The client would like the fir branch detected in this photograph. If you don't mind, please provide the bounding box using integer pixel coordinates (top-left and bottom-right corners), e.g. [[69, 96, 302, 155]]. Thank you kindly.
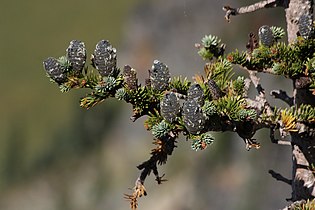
[[43, 23, 315, 209]]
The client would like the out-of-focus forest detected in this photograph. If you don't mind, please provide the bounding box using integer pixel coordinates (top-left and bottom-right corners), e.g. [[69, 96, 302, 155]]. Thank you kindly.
[[0, 0, 294, 209]]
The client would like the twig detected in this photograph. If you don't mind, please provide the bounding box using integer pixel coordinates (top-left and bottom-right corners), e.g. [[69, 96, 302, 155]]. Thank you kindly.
[[237, 64, 278, 75], [124, 178, 147, 210], [223, 0, 285, 22], [244, 138, 261, 150], [125, 134, 176, 209], [270, 89, 294, 106], [247, 70, 273, 118]]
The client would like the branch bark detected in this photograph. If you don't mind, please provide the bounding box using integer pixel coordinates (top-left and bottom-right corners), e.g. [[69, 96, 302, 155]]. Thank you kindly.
[[223, 0, 285, 22]]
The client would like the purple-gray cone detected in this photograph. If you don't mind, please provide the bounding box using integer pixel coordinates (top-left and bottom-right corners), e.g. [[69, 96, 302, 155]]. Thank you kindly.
[[160, 92, 180, 123], [187, 84, 204, 106], [92, 40, 117, 77], [149, 60, 170, 91], [66, 40, 86, 74], [43, 57, 67, 84], [182, 99, 205, 134], [299, 14, 314, 39], [258, 25, 274, 47]]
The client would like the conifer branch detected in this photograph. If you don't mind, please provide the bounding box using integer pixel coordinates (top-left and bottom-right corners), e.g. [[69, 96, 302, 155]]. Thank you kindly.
[[43, 17, 315, 209]]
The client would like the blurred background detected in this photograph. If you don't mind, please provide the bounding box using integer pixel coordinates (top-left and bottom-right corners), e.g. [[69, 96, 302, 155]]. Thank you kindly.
[[0, 0, 293, 209]]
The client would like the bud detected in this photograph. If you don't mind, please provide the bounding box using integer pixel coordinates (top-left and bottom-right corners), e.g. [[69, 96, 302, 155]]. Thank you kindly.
[[160, 92, 181, 123], [191, 133, 214, 151], [66, 40, 86, 74], [149, 60, 170, 91], [92, 40, 117, 77], [43, 57, 67, 84], [151, 120, 170, 138], [115, 88, 127, 100], [258, 25, 274, 47]]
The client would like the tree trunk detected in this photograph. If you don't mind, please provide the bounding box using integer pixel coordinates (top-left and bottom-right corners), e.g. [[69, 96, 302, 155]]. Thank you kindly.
[[285, 0, 315, 201]]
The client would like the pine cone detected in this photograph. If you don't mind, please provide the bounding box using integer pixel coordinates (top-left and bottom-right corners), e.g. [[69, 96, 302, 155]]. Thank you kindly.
[[182, 99, 205, 134], [299, 14, 314, 39], [149, 60, 171, 91], [258, 25, 274, 47], [123, 65, 138, 90], [43, 57, 67, 84], [92, 40, 117, 77], [66, 40, 86, 75], [187, 84, 204, 106], [207, 79, 224, 100], [160, 92, 181, 123]]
